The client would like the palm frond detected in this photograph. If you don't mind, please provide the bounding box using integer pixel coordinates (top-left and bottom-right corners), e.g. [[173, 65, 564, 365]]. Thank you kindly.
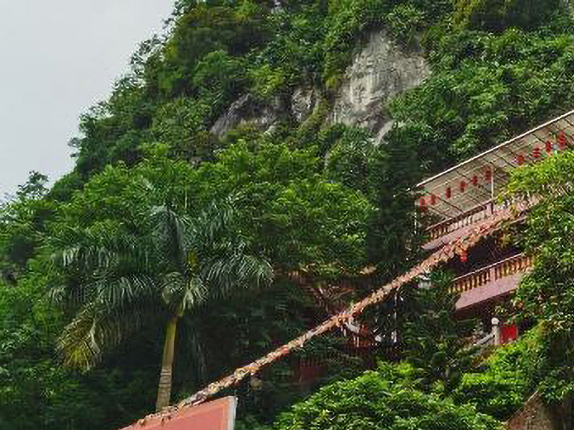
[[51, 225, 150, 273], [160, 270, 209, 314], [152, 205, 191, 272], [189, 197, 237, 252], [201, 253, 273, 300], [183, 276, 208, 311], [49, 281, 95, 310], [58, 296, 162, 369], [93, 274, 158, 310], [160, 271, 187, 311], [57, 303, 105, 369], [52, 193, 272, 374]]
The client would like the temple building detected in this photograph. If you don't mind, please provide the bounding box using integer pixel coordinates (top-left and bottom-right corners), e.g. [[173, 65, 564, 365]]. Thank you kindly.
[[416, 110, 574, 343]]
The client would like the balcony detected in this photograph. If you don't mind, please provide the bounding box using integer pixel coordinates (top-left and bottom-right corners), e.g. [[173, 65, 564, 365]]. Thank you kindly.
[[450, 253, 533, 310], [424, 200, 505, 250]]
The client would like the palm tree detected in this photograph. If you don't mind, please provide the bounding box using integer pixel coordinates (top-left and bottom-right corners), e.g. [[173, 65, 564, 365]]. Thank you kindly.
[[50, 199, 273, 411]]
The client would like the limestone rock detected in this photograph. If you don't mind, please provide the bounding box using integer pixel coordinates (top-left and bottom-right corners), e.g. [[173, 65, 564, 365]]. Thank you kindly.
[[291, 87, 318, 123], [331, 31, 430, 144], [212, 31, 429, 141], [210, 94, 283, 138]]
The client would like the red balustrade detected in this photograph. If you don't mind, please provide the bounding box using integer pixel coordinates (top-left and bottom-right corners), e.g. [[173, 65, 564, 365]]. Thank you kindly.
[[450, 254, 533, 298]]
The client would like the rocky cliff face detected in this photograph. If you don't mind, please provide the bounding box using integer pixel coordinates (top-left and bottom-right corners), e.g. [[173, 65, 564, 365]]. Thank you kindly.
[[212, 30, 430, 141], [330, 31, 430, 144], [210, 94, 285, 138]]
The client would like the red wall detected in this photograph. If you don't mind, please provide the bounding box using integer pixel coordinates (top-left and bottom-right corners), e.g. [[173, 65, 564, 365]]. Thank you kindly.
[[122, 397, 237, 430]]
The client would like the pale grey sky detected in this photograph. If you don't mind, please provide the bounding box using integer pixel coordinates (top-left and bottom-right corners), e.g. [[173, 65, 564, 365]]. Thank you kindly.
[[0, 0, 174, 197]]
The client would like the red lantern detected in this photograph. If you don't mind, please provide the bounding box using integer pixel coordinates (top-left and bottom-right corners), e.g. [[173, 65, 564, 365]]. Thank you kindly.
[[533, 147, 541, 159], [558, 131, 568, 150], [446, 187, 452, 199], [459, 181, 467, 192], [546, 141, 553, 154], [516, 154, 525, 165], [460, 250, 468, 263], [472, 175, 479, 186], [484, 169, 492, 182], [419, 197, 427, 212], [430, 194, 437, 205]]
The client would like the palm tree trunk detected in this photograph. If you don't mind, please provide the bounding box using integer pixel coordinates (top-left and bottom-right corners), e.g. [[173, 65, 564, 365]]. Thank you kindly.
[[156, 315, 179, 411]]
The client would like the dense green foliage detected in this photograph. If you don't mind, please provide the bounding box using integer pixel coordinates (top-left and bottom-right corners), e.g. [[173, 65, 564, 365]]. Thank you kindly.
[[400, 273, 476, 393], [504, 150, 574, 427], [0, 271, 158, 430], [3, 0, 574, 428], [453, 335, 536, 421], [454, 0, 561, 31], [272, 364, 500, 430]]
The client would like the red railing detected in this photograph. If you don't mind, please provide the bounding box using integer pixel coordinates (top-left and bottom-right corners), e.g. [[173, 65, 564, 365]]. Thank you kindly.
[[424, 195, 541, 244], [426, 200, 498, 242], [450, 253, 533, 295]]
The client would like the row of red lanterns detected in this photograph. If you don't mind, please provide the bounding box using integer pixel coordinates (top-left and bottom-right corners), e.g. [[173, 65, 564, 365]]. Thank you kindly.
[[518, 131, 568, 164], [419, 167, 493, 210], [419, 131, 569, 211]]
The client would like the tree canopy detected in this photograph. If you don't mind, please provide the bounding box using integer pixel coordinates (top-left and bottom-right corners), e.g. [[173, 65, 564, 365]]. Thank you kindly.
[[3, 0, 574, 428]]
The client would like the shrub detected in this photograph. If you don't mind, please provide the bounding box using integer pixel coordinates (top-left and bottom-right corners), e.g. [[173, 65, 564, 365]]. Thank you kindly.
[[453, 336, 537, 420], [386, 4, 427, 46], [454, 0, 562, 32], [273, 364, 500, 430]]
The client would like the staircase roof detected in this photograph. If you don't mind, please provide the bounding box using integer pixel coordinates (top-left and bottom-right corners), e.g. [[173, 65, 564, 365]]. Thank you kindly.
[[417, 109, 574, 219]]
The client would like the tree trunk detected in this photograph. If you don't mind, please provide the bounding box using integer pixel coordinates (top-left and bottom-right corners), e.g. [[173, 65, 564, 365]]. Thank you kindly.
[[156, 315, 179, 411]]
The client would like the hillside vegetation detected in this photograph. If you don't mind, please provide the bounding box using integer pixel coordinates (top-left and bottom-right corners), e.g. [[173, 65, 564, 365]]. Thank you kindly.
[[2, 0, 574, 429]]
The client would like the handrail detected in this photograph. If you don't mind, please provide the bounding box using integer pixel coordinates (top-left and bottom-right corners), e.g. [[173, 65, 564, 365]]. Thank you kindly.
[[426, 199, 501, 241], [453, 253, 527, 283], [475, 332, 495, 347], [425, 196, 526, 243], [426, 199, 495, 232], [450, 253, 532, 295]]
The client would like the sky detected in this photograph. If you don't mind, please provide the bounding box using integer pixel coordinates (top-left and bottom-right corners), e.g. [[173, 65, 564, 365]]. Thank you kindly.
[[0, 0, 174, 197]]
